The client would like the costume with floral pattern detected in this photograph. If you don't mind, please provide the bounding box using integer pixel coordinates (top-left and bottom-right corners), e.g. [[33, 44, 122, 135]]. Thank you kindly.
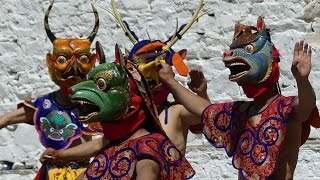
[[24, 1, 102, 179], [201, 16, 320, 179], [70, 42, 195, 180]]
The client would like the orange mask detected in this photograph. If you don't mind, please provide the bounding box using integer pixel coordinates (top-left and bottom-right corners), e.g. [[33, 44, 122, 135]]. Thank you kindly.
[[44, 1, 99, 88]]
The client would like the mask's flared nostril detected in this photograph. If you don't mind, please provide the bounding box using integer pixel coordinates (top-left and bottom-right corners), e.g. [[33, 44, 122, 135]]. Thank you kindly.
[[223, 51, 233, 57]]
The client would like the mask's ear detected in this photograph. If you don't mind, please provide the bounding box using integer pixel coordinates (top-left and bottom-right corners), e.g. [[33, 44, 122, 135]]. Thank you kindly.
[[257, 16, 267, 37], [46, 52, 54, 68], [178, 49, 187, 59], [96, 41, 105, 64], [115, 44, 126, 76], [172, 49, 188, 76]]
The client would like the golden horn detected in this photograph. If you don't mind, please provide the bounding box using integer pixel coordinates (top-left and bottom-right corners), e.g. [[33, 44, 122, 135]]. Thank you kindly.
[[111, 0, 138, 44], [162, 0, 203, 52]]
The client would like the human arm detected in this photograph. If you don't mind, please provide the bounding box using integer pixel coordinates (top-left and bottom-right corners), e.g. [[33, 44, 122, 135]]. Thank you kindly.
[[0, 106, 34, 129], [187, 69, 210, 101], [291, 40, 316, 122], [42, 136, 109, 162], [179, 69, 210, 126], [136, 159, 160, 180], [159, 63, 211, 117]]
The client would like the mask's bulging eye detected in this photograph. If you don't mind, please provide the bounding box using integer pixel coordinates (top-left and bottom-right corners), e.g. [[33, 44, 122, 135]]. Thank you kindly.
[[56, 56, 67, 64], [79, 55, 89, 63], [96, 78, 107, 90], [244, 44, 255, 54]]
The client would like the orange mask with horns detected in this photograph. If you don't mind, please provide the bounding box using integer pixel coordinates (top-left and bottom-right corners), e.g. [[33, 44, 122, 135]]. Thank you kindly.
[[45, 0, 99, 88]]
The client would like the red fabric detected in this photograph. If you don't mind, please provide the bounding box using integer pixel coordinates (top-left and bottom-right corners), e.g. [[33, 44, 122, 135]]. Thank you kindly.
[[101, 94, 146, 141], [153, 83, 170, 107], [242, 62, 280, 98], [189, 123, 203, 134], [34, 164, 47, 180], [85, 133, 195, 179], [59, 88, 72, 96], [202, 95, 295, 179]]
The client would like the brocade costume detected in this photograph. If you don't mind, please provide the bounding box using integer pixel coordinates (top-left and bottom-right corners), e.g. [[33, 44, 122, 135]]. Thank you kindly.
[[202, 95, 295, 179], [85, 133, 195, 180], [23, 0, 101, 178], [71, 43, 195, 180], [201, 16, 320, 179]]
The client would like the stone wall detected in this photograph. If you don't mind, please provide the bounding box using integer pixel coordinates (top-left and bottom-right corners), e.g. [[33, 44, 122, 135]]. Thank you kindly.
[[0, 0, 320, 179]]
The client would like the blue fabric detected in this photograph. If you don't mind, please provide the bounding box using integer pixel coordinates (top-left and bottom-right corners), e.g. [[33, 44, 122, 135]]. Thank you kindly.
[[23, 93, 82, 150]]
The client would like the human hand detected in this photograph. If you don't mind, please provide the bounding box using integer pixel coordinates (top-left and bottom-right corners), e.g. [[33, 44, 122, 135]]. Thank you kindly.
[[187, 69, 207, 95], [40, 148, 59, 163], [159, 63, 175, 84], [291, 40, 312, 81]]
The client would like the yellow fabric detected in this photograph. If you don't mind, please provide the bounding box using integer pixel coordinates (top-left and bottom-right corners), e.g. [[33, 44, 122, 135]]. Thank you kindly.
[[47, 167, 86, 180]]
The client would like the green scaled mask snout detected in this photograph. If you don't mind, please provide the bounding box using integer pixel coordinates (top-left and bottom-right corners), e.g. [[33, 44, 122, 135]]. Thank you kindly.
[[71, 42, 130, 123]]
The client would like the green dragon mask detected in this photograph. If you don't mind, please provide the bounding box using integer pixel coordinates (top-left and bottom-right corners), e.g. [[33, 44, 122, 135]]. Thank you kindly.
[[71, 42, 130, 123]]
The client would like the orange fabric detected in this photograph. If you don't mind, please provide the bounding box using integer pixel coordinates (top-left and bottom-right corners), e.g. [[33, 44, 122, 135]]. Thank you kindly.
[[135, 41, 166, 54], [172, 52, 188, 76]]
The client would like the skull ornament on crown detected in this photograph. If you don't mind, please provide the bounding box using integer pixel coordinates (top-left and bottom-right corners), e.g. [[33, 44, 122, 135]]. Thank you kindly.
[[111, 0, 203, 106], [45, 0, 99, 88], [222, 16, 281, 98]]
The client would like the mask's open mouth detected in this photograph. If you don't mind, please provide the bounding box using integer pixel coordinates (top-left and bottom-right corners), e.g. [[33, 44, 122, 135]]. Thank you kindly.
[[72, 98, 99, 122], [62, 68, 86, 80], [225, 58, 251, 81]]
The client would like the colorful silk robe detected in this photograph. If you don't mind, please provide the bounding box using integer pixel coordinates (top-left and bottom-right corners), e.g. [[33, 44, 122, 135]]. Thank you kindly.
[[83, 133, 195, 180], [202, 95, 296, 179]]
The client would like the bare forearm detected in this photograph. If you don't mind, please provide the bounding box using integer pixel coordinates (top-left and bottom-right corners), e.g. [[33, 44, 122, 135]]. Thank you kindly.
[[166, 78, 210, 117], [0, 108, 31, 128], [57, 137, 108, 161], [296, 78, 316, 121]]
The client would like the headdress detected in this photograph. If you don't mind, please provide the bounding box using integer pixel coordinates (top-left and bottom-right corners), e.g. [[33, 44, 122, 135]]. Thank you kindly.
[[222, 16, 280, 98], [45, 0, 99, 89]]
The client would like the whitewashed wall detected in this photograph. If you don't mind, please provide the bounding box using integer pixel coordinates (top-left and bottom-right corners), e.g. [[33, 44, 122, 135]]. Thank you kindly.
[[0, 0, 320, 179]]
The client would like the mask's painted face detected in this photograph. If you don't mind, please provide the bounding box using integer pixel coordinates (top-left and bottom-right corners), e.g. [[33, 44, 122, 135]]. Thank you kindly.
[[222, 17, 274, 86], [128, 41, 188, 106], [44, 1, 99, 88], [71, 43, 129, 123], [47, 39, 96, 88], [111, 0, 203, 105]]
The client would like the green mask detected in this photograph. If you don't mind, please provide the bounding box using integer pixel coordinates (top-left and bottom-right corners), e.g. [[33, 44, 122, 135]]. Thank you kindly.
[[71, 42, 130, 123]]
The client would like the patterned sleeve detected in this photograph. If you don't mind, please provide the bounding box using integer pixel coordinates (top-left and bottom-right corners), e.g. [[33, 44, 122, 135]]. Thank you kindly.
[[17, 97, 41, 110], [201, 101, 243, 157], [136, 133, 195, 180]]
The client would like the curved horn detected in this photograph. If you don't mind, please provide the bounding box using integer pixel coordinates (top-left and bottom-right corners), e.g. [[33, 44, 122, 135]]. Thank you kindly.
[[96, 41, 105, 64], [112, 0, 138, 44], [44, 0, 57, 43], [162, 0, 203, 52], [87, 4, 100, 43]]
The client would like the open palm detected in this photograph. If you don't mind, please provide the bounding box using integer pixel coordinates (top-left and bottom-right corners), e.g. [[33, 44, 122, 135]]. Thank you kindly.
[[187, 69, 207, 94], [291, 40, 312, 80]]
